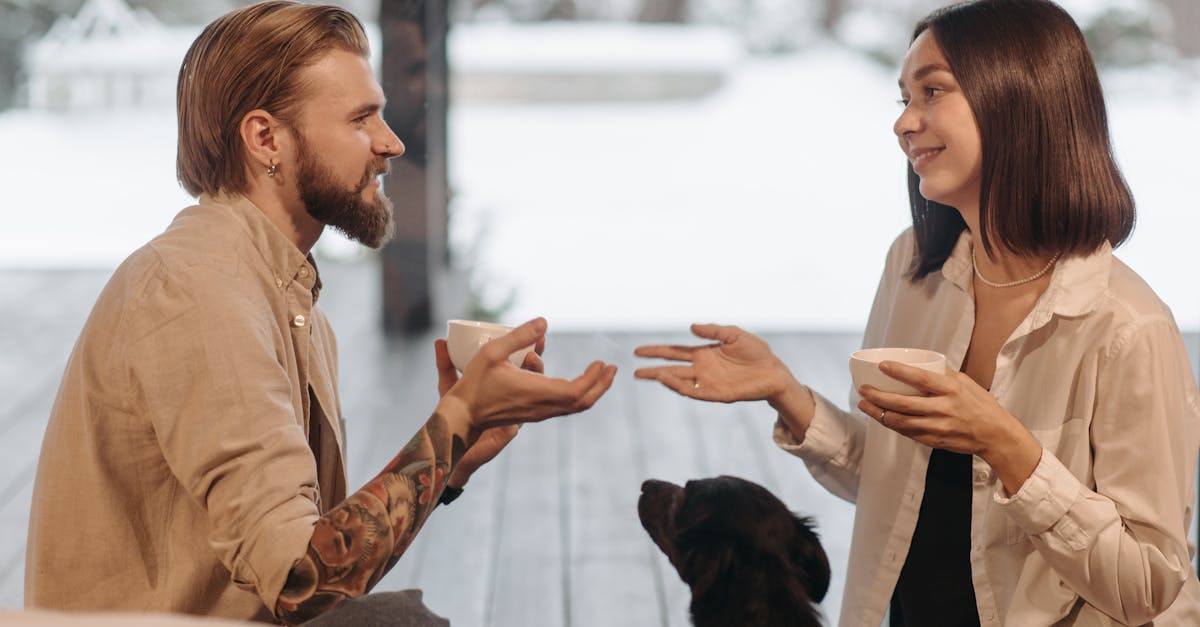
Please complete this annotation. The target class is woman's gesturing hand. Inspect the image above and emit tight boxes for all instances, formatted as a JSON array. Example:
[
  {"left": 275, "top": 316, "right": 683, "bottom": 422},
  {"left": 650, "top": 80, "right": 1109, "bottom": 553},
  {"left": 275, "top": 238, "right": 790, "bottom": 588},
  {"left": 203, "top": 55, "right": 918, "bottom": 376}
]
[{"left": 633, "top": 323, "right": 793, "bottom": 404}]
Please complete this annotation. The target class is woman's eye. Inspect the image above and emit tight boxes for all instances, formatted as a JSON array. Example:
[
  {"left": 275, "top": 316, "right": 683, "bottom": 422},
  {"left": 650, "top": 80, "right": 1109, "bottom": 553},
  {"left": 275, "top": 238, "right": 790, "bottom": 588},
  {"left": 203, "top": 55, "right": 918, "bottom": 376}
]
[
  {"left": 897, "top": 97, "right": 910, "bottom": 107},
  {"left": 924, "top": 87, "right": 941, "bottom": 99}
]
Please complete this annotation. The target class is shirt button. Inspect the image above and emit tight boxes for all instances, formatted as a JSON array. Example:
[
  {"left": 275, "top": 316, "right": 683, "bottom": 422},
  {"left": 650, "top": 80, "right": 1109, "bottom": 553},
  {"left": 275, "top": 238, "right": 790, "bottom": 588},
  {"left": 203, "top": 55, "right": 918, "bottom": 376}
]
[
  {"left": 298, "top": 267, "right": 309, "bottom": 279},
  {"left": 292, "top": 314, "right": 306, "bottom": 327},
  {"left": 275, "top": 277, "right": 283, "bottom": 288}
]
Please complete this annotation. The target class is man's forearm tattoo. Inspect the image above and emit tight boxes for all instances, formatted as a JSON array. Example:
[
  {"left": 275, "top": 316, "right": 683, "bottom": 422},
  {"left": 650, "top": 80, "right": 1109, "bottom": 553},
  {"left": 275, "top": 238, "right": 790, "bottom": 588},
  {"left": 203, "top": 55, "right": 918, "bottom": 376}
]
[{"left": 275, "top": 412, "right": 467, "bottom": 624}]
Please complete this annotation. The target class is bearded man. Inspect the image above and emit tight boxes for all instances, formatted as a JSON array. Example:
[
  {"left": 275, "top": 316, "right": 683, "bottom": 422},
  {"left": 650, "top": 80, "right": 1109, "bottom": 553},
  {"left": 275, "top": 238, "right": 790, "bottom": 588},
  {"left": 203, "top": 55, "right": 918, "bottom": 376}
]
[{"left": 24, "top": 2, "right": 617, "bottom": 624}]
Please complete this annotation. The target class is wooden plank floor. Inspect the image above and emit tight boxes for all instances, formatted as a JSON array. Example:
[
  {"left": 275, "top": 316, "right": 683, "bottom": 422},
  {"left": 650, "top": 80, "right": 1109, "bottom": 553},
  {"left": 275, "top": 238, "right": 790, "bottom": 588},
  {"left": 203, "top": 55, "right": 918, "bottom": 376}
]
[{"left": 1, "top": 260, "right": 1197, "bottom": 626}]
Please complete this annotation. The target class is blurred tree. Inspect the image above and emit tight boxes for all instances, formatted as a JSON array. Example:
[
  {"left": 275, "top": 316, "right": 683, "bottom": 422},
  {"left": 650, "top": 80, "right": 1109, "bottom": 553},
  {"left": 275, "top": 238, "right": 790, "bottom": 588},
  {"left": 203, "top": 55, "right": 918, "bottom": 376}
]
[
  {"left": 1080, "top": 5, "right": 1166, "bottom": 66},
  {"left": 542, "top": 0, "right": 576, "bottom": 20},
  {"left": 378, "top": 0, "right": 449, "bottom": 333},
  {"left": 637, "top": 0, "right": 687, "bottom": 23},
  {"left": 0, "top": 0, "right": 79, "bottom": 109},
  {"left": 818, "top": 0, "right": 846, "bottom": 35},
  {"left": 131, "top": 0, "right": 236, "bottom": 24},
  {"left": 1159, "top": 0, "right": 1200, "bottom": 58}
]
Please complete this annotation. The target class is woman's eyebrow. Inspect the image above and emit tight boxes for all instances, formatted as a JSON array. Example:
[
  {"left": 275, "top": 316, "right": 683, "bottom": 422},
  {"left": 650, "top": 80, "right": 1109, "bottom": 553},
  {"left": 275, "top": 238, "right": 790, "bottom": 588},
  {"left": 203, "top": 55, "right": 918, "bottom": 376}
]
[{"left": 898, "top": 62, "right": 954, "bottom": 89}]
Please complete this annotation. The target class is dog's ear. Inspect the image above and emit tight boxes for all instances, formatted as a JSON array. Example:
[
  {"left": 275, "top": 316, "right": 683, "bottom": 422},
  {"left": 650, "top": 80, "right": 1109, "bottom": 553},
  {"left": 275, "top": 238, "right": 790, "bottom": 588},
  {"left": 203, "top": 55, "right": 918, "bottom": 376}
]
[
  {"left": 791, "top": 515, "right": 831, "bottom": 603},
  {"left": 676, "top": 518, "right": 740, "bottom": 590}
]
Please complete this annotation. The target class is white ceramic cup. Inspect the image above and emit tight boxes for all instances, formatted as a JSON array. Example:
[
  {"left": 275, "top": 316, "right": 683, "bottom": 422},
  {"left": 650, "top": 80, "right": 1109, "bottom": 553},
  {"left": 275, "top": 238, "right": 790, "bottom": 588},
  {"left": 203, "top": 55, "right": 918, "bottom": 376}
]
[
  {"left": 849, "top": 347, "right": 947, "bottom": 396},
  {"left": 446, "top": 320, "right": 537, "bottom": 372}
]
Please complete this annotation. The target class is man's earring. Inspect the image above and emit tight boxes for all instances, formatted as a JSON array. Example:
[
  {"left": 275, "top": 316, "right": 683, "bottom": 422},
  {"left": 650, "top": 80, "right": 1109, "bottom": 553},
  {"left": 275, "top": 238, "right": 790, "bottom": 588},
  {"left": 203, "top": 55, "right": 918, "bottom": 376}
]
[{"left": 267, "top": 161, "right": 278, "bottom": 178}]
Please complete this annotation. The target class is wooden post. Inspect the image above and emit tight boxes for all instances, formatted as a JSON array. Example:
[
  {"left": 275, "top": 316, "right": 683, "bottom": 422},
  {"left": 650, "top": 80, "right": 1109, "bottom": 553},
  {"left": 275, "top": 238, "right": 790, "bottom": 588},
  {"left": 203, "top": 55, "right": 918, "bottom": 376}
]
[{"left": 378, "top": 0, "right": 449, "bottom": 335}]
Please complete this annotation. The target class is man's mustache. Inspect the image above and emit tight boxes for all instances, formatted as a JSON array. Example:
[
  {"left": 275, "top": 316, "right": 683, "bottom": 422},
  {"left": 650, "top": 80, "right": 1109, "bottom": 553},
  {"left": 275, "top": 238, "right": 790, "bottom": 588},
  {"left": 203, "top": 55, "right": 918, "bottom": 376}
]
[{"left": 358, "top": 160, "right": 390, "bottom": 190}]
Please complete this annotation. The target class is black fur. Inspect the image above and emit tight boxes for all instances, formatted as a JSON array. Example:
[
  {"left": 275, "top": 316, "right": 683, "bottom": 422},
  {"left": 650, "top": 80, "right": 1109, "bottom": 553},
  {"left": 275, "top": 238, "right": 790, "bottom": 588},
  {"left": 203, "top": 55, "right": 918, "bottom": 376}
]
[{"left": 638, "top": 476, "right": 830, "bottom": 627}]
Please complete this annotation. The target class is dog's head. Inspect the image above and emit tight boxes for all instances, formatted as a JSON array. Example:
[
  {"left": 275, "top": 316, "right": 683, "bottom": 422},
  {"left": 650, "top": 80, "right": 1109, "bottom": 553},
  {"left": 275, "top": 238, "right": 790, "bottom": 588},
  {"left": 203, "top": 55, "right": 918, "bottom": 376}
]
[{"left": 638, "top": 476, "right": 830, "bottom": 627}]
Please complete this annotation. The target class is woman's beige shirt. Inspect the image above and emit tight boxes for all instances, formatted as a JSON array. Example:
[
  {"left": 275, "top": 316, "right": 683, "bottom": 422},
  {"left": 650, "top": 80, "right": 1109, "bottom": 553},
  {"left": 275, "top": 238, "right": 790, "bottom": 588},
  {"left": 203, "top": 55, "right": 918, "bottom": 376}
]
[{"left": 777, "top": 228, "right": 1200, "bottom": 626}]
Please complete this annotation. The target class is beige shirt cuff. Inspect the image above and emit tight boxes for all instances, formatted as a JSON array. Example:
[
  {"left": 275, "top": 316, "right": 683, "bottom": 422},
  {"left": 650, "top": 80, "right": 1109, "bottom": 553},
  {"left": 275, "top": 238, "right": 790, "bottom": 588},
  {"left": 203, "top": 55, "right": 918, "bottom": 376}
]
[
  {"left": 994, "top": 447, "right": 1084, "bottom": 538},
  {"left": 772, "top": 389, "right": 844, "bottom": 464}
]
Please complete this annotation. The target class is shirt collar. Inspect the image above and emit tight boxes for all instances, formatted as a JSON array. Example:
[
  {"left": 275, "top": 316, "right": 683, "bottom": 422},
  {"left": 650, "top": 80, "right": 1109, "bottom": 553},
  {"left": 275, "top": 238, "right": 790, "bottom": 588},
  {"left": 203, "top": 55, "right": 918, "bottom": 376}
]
[
  {"left": 940, "top": 230, "right": 974, "bottom": 291},
  {"left": 198, "top": 193, "right": 323, "bottom": 303},
  {"left": 940, "top": 229, "right": 1112, "bottom": 325},
  {"left": 1034, "top": 240, "right": 1112, "bottom": 321}
]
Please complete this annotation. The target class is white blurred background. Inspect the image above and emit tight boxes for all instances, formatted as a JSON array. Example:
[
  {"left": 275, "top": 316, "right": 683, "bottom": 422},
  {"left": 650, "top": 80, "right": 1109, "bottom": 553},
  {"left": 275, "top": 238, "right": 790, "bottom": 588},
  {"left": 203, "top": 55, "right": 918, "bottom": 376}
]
[{"left": 0, "top": 0, "right": 1196, "bottom": 332}]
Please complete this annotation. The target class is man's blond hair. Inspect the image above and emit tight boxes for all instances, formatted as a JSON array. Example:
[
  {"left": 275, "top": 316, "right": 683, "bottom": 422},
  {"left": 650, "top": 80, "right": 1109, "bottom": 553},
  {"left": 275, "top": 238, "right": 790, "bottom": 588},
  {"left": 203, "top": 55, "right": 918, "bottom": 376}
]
[{"left": 175, "top": 1, "right": 370, "bottom": 197}]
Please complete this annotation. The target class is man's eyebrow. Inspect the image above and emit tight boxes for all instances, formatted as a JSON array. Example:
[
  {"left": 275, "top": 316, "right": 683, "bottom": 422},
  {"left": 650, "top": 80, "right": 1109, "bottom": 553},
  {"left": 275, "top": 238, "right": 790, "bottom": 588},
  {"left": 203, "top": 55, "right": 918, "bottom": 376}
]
[
  {"left": 897, "top": 63, "right": 954, "bottom": 89},
  {"left": 348, "top": 101, "right": 385, "bottom": 118}
]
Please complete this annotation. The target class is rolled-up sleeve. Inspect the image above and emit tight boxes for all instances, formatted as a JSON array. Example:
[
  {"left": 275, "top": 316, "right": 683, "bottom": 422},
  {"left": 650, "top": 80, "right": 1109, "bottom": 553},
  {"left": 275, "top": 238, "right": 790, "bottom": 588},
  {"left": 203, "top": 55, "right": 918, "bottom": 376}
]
[
  {"left": 996, "top": 316, "right": 1199, "bottom": 624},
  {"left": 774, "top": 391, "right": 866, "bottom": 503},
  {"left": 126, "top": 269, "right": 318, "bottom": 611},
  {"left": 773, "top": 230, "right": 912, "bottom": 504}
]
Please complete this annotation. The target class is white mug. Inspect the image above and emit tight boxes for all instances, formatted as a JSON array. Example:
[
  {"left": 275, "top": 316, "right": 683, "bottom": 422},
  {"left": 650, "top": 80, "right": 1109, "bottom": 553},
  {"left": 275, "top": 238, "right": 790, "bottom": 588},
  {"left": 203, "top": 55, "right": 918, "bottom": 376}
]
[{"left": 446, "top": 320, "right": 536, "bottom": 372}]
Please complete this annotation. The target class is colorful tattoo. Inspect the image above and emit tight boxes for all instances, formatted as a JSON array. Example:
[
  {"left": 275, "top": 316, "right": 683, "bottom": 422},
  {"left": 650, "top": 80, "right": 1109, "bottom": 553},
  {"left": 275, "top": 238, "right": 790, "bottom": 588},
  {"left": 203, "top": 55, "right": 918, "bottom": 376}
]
[{"left": 275, "top": 412, "right": 467, "bottom": 623}]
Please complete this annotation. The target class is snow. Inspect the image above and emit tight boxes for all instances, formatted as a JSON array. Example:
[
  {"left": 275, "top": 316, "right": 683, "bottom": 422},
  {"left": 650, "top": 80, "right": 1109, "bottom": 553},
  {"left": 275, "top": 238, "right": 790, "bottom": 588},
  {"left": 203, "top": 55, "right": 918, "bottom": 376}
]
[
  {"left": 1, "top": 22, "right": 1197, "bottom": 333},
  {"left": 450, "top": 21, "right": 742, "bottom": 73}
]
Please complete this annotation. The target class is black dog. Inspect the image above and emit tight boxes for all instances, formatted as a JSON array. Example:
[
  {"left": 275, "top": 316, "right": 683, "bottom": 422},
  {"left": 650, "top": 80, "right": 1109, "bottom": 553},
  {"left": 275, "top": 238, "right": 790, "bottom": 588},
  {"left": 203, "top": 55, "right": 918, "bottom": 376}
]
[{"left": 638, "top": 476, "right": 830, "bottom": 627}]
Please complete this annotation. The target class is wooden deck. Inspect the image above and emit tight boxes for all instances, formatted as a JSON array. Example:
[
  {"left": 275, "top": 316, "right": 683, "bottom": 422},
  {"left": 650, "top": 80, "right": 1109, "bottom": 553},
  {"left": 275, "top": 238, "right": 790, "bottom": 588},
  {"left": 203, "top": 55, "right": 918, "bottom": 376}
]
[{"left": 1, "top": 260, "right": 1196, "bottom": 626}]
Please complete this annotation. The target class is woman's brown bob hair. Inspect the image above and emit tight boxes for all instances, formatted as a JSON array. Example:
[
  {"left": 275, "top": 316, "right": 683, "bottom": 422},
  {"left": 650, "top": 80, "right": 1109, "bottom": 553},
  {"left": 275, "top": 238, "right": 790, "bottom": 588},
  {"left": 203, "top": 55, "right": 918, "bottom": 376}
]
[
  {"left": 907, "top": 0, "right": 1135, "bottom": 281},
  {"left": 176, "top": 1, "right": 370, "bottom": 198}
]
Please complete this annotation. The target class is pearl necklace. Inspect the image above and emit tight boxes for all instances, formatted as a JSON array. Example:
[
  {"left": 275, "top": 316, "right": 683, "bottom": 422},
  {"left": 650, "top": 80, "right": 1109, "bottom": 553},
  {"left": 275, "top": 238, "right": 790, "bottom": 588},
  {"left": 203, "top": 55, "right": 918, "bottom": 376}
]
[{"left": 971, "top": 249, "right": 1061, "bottom": 288}]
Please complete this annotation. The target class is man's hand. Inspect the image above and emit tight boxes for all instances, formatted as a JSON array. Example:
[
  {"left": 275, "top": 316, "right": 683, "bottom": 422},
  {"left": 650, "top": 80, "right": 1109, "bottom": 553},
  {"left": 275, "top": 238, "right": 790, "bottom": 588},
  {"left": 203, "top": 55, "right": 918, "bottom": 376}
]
[
  {"left": 433, "top": 337, "right": 545, "bottom": 489},
  {"left": 441, "top": 318, "right": 617, "bottom": 433}
]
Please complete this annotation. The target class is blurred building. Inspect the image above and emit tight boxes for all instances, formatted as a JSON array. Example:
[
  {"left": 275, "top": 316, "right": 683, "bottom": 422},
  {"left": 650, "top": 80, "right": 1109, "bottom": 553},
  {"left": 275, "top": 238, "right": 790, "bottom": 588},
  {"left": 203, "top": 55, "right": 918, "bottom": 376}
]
[{"left": 24, "top": 0, "right": 195, "bottom": 111}]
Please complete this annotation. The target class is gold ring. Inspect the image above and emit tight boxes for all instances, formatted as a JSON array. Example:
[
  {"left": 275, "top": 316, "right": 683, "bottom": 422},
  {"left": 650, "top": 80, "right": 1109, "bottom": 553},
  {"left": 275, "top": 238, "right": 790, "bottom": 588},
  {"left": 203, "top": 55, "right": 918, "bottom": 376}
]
[{"left": 879, "top": 409, "right": 888, "bottom": 422}]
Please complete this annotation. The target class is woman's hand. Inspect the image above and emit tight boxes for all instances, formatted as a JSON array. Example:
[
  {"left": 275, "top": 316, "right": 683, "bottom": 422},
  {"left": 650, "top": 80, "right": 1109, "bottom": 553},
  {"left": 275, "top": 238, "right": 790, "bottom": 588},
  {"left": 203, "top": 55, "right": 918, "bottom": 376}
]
[
  {"left": 633, "top": 324, "right": 789, "bottom": 402},
  {"left": 442, "top": 318, "right": 618, "bottom": 438},
  {"left": 634, "top": 324, "right": 816, "bottom": 434},
  {"left": 856, "top": 360, "right": 1043, "bottom": 493}
]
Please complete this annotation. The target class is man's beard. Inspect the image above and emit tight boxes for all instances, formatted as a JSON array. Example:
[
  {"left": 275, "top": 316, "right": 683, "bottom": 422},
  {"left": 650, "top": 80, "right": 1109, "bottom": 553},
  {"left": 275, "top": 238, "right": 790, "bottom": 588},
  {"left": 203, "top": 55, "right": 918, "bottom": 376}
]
[{"left": 295, "top": 133, "right": 395, "bottom": 249}]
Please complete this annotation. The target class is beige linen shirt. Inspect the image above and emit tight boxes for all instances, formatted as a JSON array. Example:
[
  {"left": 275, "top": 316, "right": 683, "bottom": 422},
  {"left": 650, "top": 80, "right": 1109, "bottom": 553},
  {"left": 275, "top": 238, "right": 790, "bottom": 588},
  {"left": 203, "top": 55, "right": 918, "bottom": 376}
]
[
  {"left": 26, "top": 195, "right": 348, "bottom": 622},
  {"left": 777, "top": 228, "right": 1200, "bottom": 626}
]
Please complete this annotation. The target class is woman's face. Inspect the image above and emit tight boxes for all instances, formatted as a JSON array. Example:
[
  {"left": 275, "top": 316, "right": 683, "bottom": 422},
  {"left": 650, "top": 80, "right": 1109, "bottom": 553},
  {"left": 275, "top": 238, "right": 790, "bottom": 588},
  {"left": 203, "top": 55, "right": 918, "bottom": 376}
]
[{"left": 894, "top": 30, "right": 983, "bottom": 214}]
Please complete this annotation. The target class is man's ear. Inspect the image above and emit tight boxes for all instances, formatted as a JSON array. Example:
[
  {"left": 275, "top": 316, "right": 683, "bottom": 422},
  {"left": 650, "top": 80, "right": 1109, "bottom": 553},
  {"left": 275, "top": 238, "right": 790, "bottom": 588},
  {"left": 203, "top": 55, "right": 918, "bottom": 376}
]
[{"left": 239, "top": 108, "right": 287, "bottom": 177}]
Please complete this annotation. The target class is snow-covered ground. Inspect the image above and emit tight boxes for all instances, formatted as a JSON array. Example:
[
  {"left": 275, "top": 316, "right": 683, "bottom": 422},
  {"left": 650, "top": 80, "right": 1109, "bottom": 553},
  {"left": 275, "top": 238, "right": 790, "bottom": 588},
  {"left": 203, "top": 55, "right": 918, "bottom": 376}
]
[{"left": 1, "top": 23, "right": 1197, "bottom": 333}]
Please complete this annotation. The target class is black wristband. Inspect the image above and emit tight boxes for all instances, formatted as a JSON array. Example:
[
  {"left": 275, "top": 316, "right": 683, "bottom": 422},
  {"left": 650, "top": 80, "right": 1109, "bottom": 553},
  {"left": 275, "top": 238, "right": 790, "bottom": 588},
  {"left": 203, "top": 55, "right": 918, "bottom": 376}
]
[{"left": 438, "top": 485, "right": 464, "bottom": 506}]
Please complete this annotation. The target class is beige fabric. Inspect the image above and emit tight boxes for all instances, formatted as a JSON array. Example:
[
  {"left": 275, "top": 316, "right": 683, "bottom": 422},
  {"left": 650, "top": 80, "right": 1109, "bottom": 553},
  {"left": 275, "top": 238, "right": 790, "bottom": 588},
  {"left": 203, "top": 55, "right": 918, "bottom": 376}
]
[
  {"left": 777, "top": 228, "right": 1200, "bottom": 626},
  {"left": 0, "top": 610, "right": 253, "bottom": 626},
  {"left": 26, "top": 195, "right": 348, "bottom": 622}
]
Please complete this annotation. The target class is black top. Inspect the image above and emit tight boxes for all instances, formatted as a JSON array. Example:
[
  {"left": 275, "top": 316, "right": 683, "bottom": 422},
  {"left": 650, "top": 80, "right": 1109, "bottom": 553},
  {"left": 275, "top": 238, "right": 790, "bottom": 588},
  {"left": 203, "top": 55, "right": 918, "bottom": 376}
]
[{"left": 890, "top": 448, "right": 982, "bottom": 627}]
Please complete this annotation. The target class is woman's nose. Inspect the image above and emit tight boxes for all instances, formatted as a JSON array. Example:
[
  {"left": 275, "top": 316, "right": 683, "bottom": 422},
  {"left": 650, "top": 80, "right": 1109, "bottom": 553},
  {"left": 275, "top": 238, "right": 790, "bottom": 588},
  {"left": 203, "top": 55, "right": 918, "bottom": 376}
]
[{"left": 893, "top": 105, "right": 920, "bottom": 139}]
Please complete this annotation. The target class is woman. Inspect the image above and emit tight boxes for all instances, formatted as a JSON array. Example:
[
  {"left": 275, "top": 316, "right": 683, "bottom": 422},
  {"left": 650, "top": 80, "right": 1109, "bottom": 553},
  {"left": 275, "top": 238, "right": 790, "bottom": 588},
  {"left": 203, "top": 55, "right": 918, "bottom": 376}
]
[{"left": 634, "top": 1, "right": 1200, "bottom": 625}]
